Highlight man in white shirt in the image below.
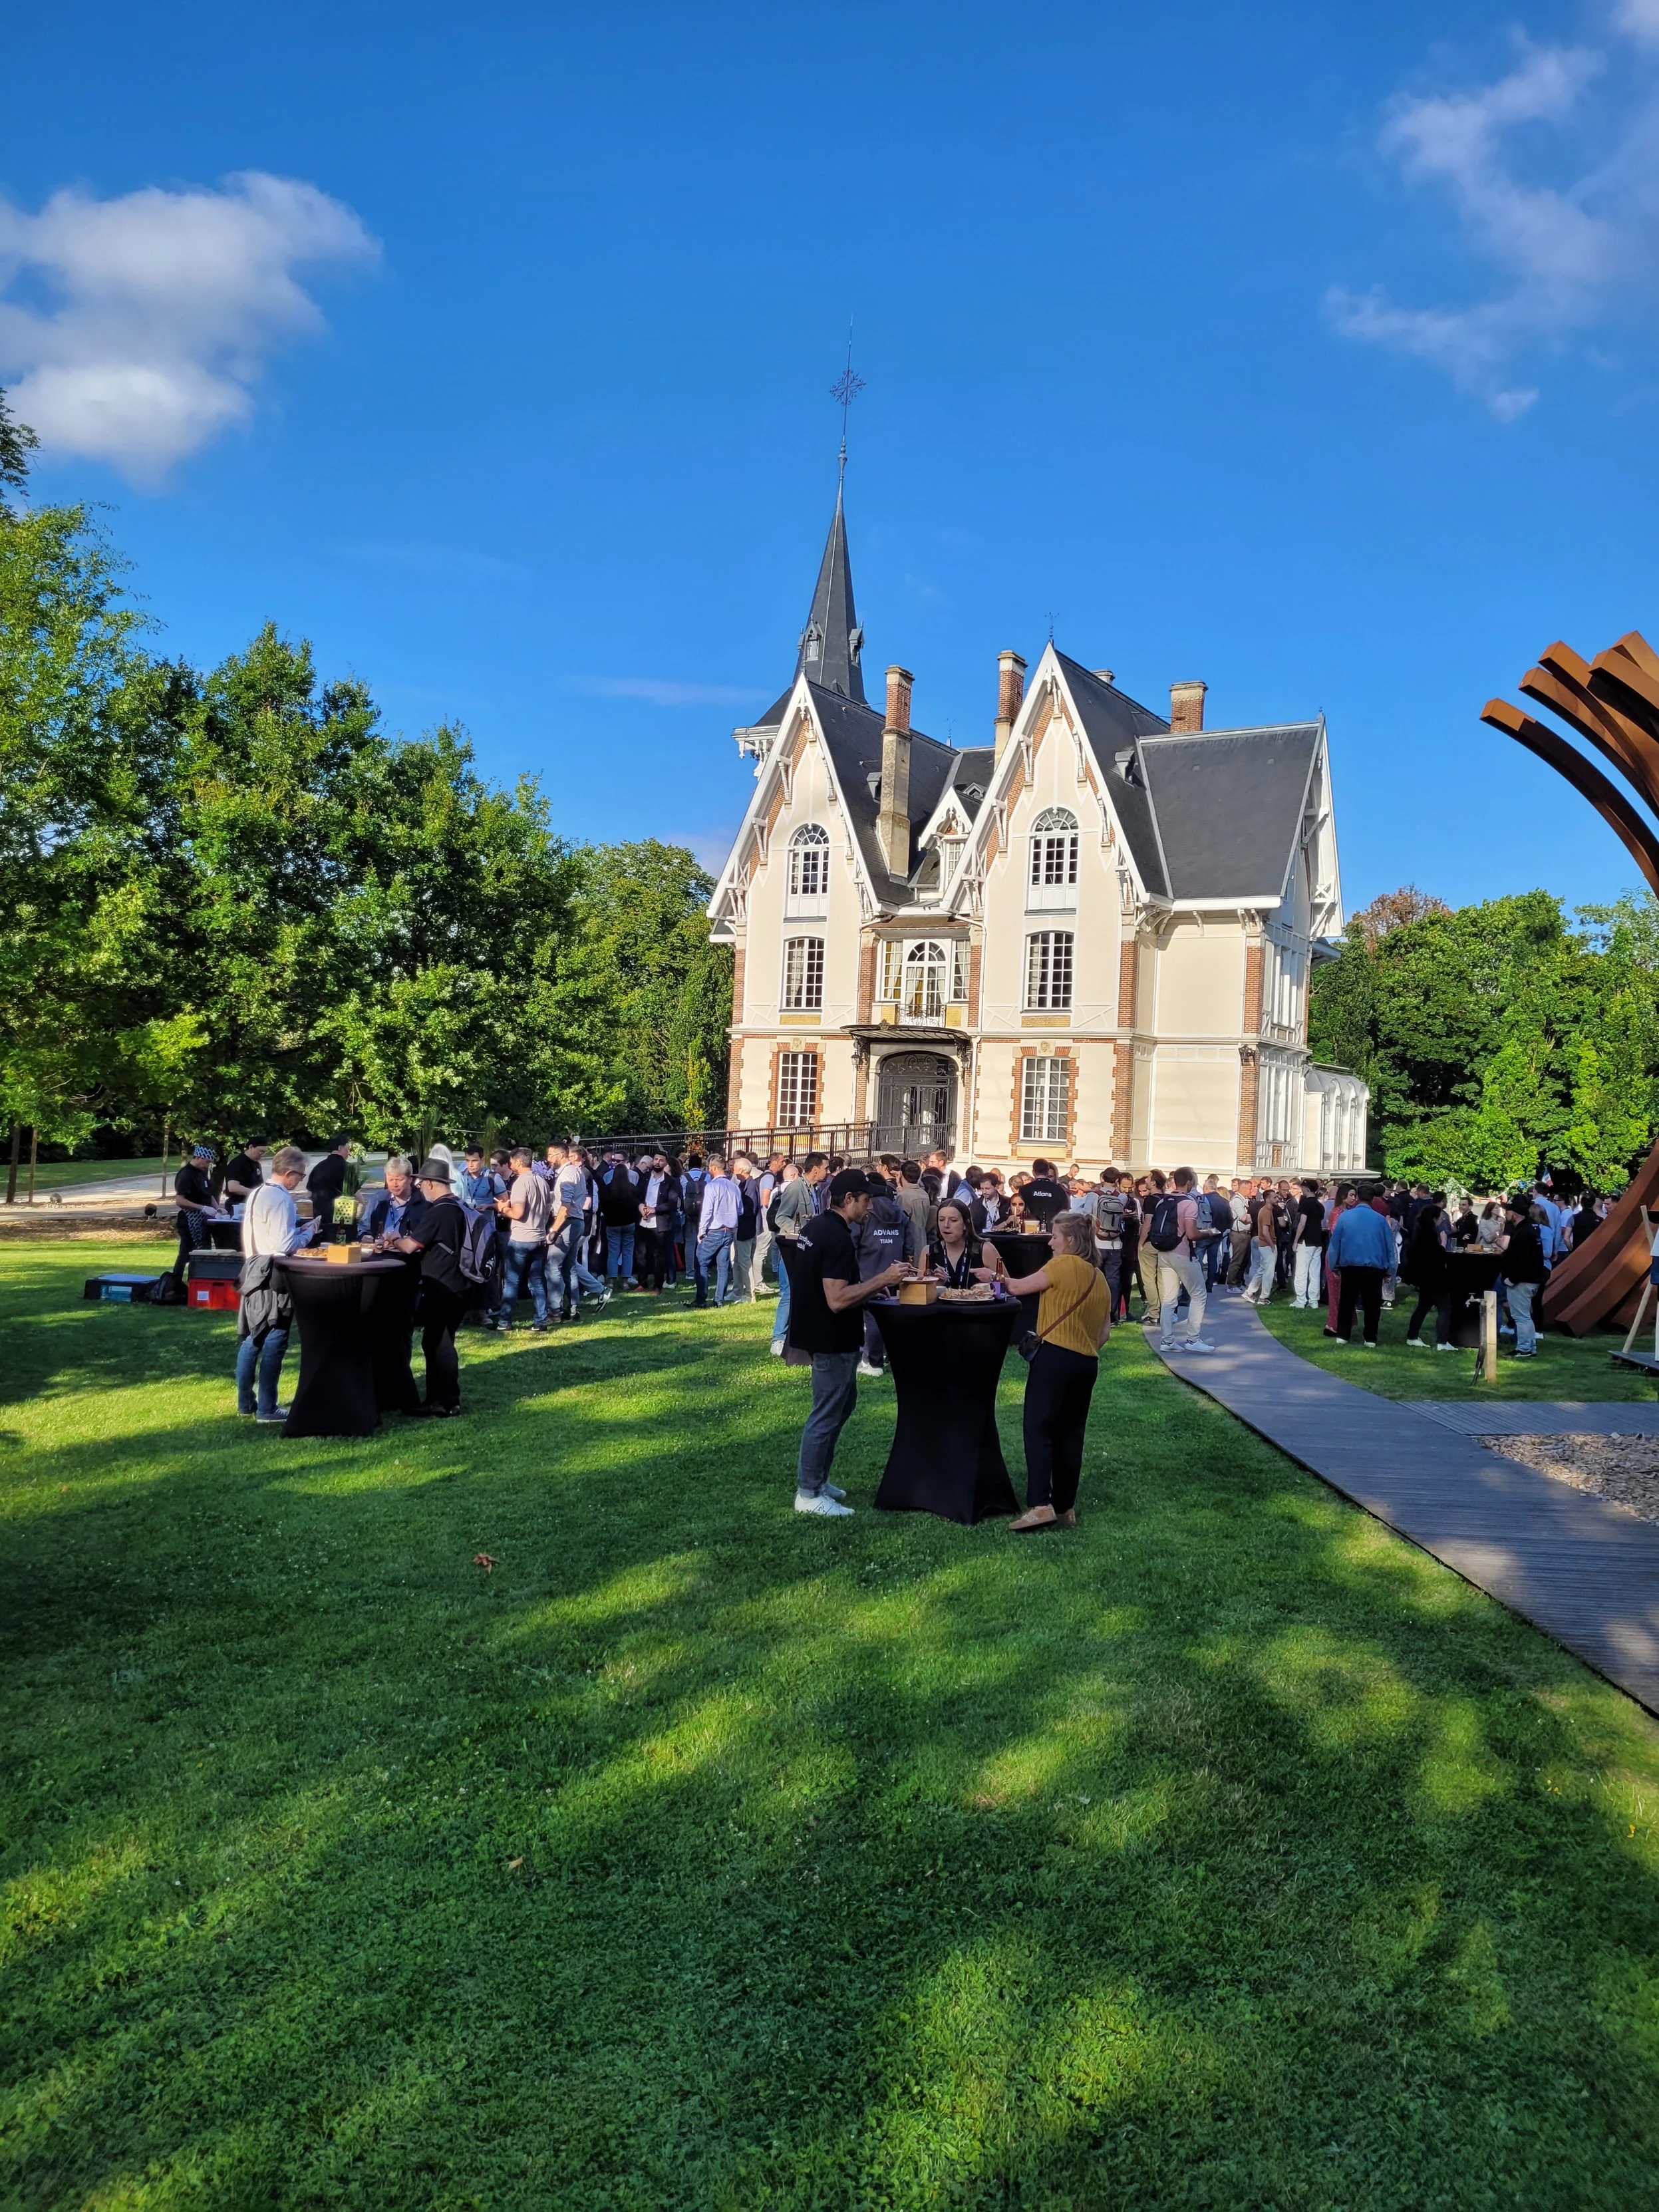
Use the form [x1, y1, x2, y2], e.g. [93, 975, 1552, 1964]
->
[237, 1146, 311, 1421]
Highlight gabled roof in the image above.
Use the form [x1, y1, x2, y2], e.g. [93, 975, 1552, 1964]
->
[1139, 724, 1320, 900]
[808, 682, 956, 900]
[1054, 654, 1171, 899]
[794, 486, 865, 703]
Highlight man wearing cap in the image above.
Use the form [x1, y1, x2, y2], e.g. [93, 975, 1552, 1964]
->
[387, 1157, 470, 1415]
[788, 1169, 911, 1516]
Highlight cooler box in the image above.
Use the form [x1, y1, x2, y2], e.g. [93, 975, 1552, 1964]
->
[84, 1273, 160, 1303]
[187, 1251, 243, 1312]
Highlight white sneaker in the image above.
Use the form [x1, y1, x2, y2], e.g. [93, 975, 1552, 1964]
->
[770, 1339, 786, 1357]
[1183, 1338, 1216, 1354]
[826, 1484, 846, 1499]
[856, 1359, 885, 1378]
[1435, 1342, 1458, 1353]
[795, 1492, 854, 1516]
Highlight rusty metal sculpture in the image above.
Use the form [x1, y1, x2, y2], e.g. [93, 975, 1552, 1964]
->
[1482, 630, 1659, 1336]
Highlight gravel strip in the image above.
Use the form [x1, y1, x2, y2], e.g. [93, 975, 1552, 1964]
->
[1479, 1432, 1659, 1526]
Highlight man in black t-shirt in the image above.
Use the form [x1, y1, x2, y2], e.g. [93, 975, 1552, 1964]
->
[170, 1143, 222, 1282]
[1291, 1179, 1326, 1309]
[790, 1170, 909, 1516]
[224, 1142, 267, 1210]
[1022, 1160, 1068, 1229]
[307, 1136, 353, 1238]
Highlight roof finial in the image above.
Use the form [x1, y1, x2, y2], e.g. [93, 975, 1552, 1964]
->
[830, 323, 865, 489]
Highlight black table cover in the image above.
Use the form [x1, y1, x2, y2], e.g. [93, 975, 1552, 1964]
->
[273, 1255, 414, 1438]
[869, 1299, 1023, 1524]
[984, 1231, 1052, 1332]
[1439, 1251, 1504, 1347]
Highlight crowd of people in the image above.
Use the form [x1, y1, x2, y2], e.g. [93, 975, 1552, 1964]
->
[180, 1132, 1603, 1511]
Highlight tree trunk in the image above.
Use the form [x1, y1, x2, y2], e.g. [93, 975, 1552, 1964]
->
[160, 1120, 170, 1199]
[5, 1124, 18, 1207]
[27, 1127, 37, 1205]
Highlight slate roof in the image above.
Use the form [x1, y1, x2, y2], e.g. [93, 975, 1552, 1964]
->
[808, 682, 957, 898]
[794, 486, 865, 703]
[1139, 724, 1320, 899]
[1054, 655, 1171, 899]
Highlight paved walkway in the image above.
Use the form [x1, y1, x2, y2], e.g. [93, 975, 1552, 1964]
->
[1147, 1299, 1659, 1718]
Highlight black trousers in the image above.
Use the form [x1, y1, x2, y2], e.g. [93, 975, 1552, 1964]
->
[420, 1285, 466, 1410]
[637, 1225, 670, 1289]
[1022, 1343, 1098, 1512]
[1337, 1264, 1385, 1344]
[1407, 1286, 1453, 1344]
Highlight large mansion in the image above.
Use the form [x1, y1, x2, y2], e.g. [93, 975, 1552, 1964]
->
[706, 487, 1369, 1177]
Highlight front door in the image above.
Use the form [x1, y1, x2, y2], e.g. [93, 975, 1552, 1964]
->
[873, 1052, 956, 1158]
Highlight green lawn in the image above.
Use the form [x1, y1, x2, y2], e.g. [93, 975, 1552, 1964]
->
[1251, 1291, 1659, 1404]
[3, 1156, 168, 1197]
[5, 1244, 1659, 2209]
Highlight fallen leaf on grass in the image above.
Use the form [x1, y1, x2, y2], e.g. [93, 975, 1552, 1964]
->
[473, 1553, 496, 1573]
[507, 1857, 524, 1870]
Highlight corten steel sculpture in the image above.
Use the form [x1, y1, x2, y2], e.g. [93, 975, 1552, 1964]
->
[1482, 629, 1659, 1336]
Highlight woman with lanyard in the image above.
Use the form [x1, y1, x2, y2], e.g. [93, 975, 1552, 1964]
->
[928, 1198, 1005, 1291]
[973, 1211, 1112, 1533]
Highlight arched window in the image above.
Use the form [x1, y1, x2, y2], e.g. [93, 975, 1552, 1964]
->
[902, 939, 949, 1023]
[787, 822, 830, 910]
[1027, 808, 1078, 909]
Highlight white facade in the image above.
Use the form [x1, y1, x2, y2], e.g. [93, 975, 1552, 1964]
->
[708, 530, 1368, 1178]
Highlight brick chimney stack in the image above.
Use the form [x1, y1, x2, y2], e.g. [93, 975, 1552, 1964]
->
[993, 649, 1026, 758]
[1169, 679, 1207, 733]
[878, 665, 915, 878]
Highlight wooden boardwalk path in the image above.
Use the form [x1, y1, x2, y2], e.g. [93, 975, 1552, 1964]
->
[1147, 1301, 1659, 1718]
[1410, 1400, 1659, 1437]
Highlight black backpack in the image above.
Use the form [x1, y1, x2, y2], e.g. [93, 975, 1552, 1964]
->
[1146, 1193, 1185, 1253]
[457, 1205, 498, 1286]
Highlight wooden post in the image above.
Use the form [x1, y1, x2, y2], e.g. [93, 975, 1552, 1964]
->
[27, 1127, 37, 1205]
[1481, 1290, 1499, 1385]
[5, 1124, 17, 1206]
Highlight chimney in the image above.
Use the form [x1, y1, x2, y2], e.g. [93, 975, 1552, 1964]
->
[878, 664, 914, 877]
[993, 648, 1026, 758]
[1169, 679, 1207, 733]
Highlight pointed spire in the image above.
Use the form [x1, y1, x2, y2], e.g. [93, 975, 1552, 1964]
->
[795, 484, 865, 703]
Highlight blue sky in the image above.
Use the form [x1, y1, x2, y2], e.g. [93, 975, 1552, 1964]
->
[7, 1, 1659, 914]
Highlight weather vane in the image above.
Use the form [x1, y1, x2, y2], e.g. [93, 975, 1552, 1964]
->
[830, 329, 865, 483]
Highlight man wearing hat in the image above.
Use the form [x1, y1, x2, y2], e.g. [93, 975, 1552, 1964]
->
[786, 1169, 910, 1516]
[1500, 1193, 1547, 1360]
[386, 1157, 470, 1415]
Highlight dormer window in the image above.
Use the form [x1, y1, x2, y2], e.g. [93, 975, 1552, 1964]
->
[786, 822, 830, 915]
[800, 621, 824, 668]
[1027, 808, 1079, 912]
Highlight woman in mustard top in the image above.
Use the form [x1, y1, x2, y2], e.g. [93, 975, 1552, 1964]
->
[975, 1211, 1112, 1533]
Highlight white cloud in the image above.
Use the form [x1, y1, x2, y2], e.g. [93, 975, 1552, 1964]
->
[1616, 0, 1659, 45]
[580, 677, 768, 707]
[0, 172, 377, 483]
[1328, 32, 1659, 416]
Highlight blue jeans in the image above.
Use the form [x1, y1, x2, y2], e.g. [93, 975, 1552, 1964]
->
[696, 1226, 734, 1305]
[772, 1260, 792, 1344]
[605, 1225, 635, 1282]
[798, 1350, 859, 1495]
[236, 1325, 289, 1417]
[500, 1241, 548, 1324]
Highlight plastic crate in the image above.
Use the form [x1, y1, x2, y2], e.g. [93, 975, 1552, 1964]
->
[188, 1278, 241, 1312]
[84, 1273, 158, 1303]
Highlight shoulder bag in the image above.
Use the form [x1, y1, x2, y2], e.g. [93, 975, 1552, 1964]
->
[1018, 1266, 1098, 1363]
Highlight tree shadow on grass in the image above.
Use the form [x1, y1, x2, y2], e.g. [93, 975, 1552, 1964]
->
[4, 1260, 1659, 2206]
